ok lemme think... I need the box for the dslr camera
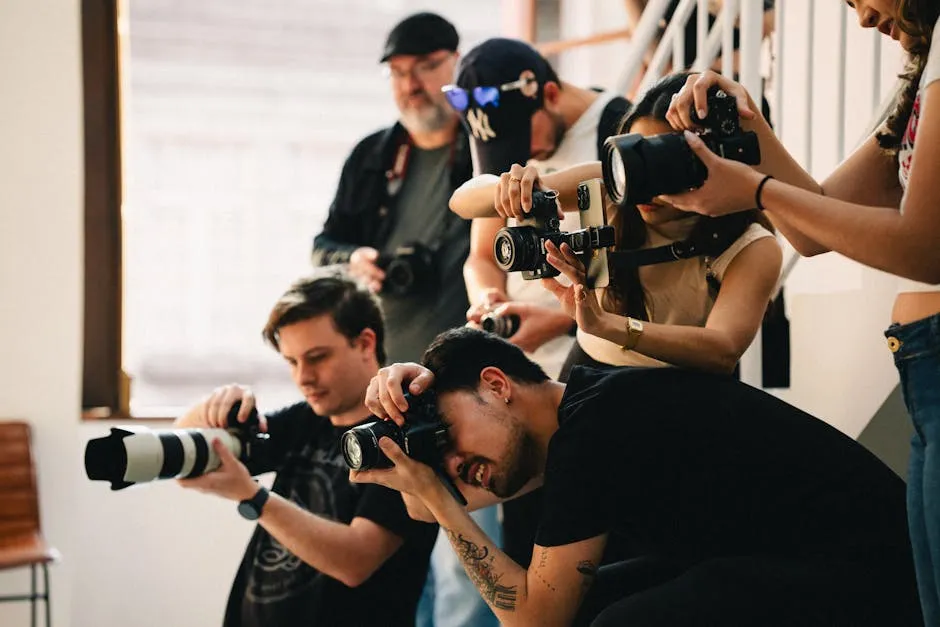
[84,402,270,490]
[342,390,466,504]
[492,182,614,285]
[602,87,761,206]
[378,242,436,297]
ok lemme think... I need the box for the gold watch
[620,317,644,352]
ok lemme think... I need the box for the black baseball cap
[452,38,559,176]
[380,12,459,63]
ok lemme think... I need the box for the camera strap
[608,214,751,269]
[385,141,411,198]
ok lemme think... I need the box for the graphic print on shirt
[245,443,351,604]
[899,94,921,189]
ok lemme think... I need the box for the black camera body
[493,190,615,281]
[341,391,466,504]
[603,88,761,206]
[378,242,436,297]
[342,391,447,471]
[480,312,520,338]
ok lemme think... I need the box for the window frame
[79,0,551,420]
[81,0,127,420]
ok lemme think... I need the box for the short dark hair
[421,327,549,395]
[262,269,386,365]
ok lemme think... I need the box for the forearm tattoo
[444,528,518,611]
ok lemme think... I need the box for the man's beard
[538,111,568,161]
[400,97,452,134]
[491,430,541,499]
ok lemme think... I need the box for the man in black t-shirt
[355,327,922,627]
[175,271,437,627]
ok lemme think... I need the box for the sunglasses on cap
[441,75,536,112]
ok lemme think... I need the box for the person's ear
[354,328,378,361]
[542,81,561,109]
[479,366,511,402]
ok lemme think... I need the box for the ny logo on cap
[466,108,496,142]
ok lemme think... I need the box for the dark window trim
[82,0,127,420]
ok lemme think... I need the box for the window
[82,0,509,418]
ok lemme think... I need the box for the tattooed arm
[350,437,607,625]
[427,481,607,626]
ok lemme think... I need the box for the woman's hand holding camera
[366,363,436,426]
[541,241,608,336]
[495,163,565,220]
[661,71,767,217]
[666,71,757,132]
[662,131,766,216]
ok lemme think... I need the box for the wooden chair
[0,421,59,627]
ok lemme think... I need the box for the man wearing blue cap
[447,37,630,573]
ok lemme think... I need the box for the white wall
[0,2,255,625]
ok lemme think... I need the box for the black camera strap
[608,214,751,269]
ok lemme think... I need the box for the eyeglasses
[384,53,453,82]
[442,76,536,112]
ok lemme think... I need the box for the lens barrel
[341,421,403,471]
[84,427,244,490]
[481,313,521,338]
[493,226,542,272]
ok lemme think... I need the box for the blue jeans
[887,312,940,626]
[415,505,502,627]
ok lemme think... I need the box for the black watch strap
[237,485,270,521]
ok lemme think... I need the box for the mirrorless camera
[84,402,270,490]
[378,242,436,297]
[342,391,466,504]
[602,87,761,206]
[492,187,615,283]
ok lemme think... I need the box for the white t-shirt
[895,15,940,294]
[505,91,620,377]
[577,221,774,367]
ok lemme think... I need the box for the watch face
[238,500,261,521]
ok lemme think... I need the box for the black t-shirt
[535,367,911,569]
[224,402,438,627]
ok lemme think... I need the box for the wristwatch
[237,485,270,521]
[620,317,645,352]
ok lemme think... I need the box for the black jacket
[312,122,472,265]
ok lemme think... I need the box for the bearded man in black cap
[311,12,502,627]
[312,12,472,367]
